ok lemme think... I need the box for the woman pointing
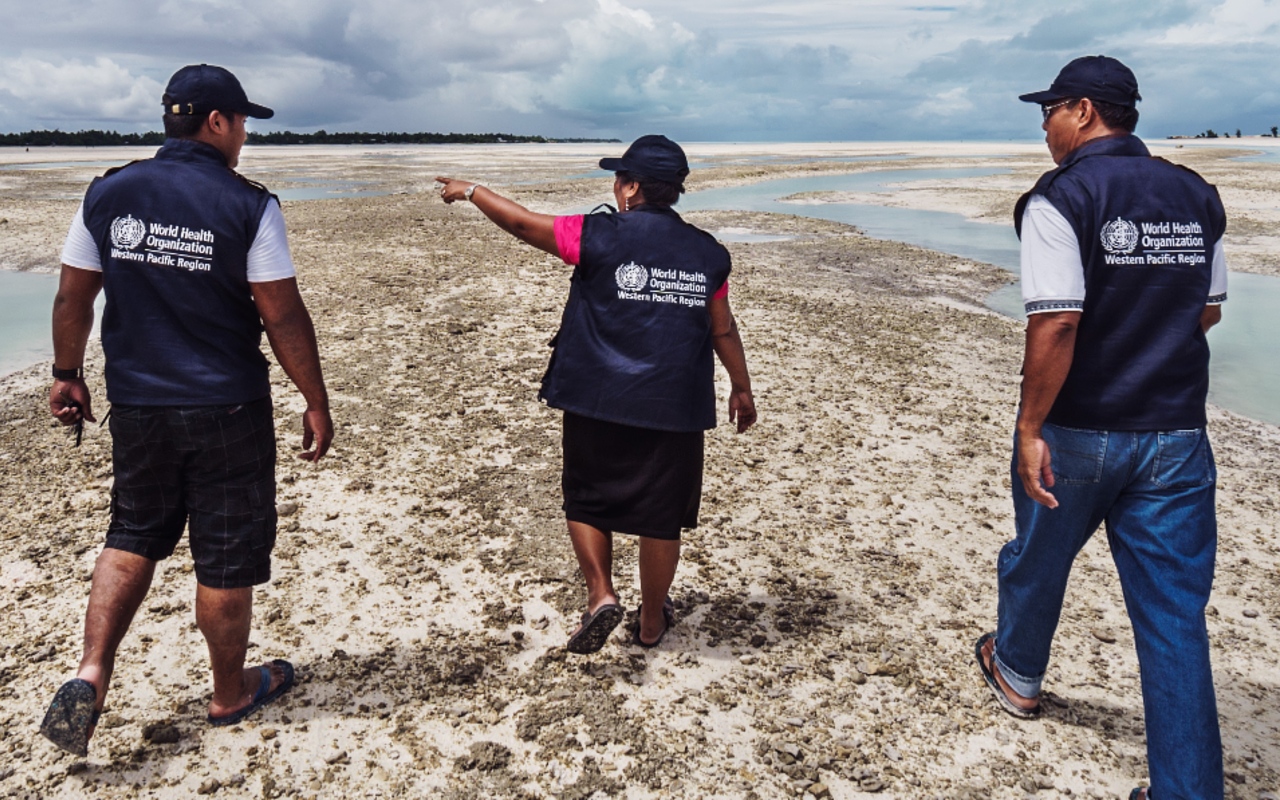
[437,134,755,652]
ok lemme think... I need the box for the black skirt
[561,411,704,540]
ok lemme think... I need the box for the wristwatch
[465,183,483,201]
[52,365,84,380]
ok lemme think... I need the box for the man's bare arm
[49,265,103,425]
[251,278,332,462]
[1016,310,1081,509]
[1201,304,1222,333]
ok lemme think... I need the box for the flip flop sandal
[40,678,100,757]
[1129,788,1151,800]
[566,604,625,654]
[208,659,296,727]
[974,633,1041,719]
[633,597,675,649]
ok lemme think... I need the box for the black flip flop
[975,633,1040,719]
[1129,788,1150,800]
[40,678,100,757]
[566,603,625,654]
[633,597,675,649]
[208,659,296,727]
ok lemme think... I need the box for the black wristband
[52,365,84,380]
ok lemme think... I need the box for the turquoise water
[684,169,1280,426]
[682,167,1021,268]
[0,271,60,376]
[1204,273,1279,423]
[0,272,106,377]
[1231,150,1280,163]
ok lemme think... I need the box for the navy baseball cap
[599,134,690,185]
[1019,55,1141,108]
[163,64,274,119]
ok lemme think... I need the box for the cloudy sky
[2,0,1279,141]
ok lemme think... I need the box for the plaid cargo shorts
[106,397,277,588]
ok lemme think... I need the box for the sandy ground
[1,143,1278,799]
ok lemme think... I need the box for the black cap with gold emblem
[1019,55,1141,108]
[163,64,274,119]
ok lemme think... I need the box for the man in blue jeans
[975,56,1227,800]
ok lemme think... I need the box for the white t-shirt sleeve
[60,203,102,271]
[1020,195,1084,315]
[1208,238,1227,305]
[246,199,297,283]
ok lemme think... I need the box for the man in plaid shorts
[40,64,332,756]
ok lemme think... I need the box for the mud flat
[1,144,1277,799]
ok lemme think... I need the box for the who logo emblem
[1100,217,1140,254]
[615,261,649,292]
[110,215,146,250]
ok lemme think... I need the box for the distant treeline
[1169,126,1280,139]
[247,130,620,145]
[0,130,166,147]
[0,129,619,147]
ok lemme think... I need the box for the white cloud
[539,0,699,111]
[1,0,1277,139]
[433,0,704,123]
[909,86,973,119]
[1160,0,1280,44]
[0,57,162,126]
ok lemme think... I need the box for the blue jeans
[995,423,1222,800]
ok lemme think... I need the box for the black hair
[1090,98,1139,133]
[162,104,239,139]
[616,170,683,207]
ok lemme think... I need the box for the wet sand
[1,144,1277,799]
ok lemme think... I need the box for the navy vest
[1014,135,1227,430]
[81,138,274,406]
[539,205,732,432]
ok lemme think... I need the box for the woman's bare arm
[436,177,559,257]
[709,295,757,433]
